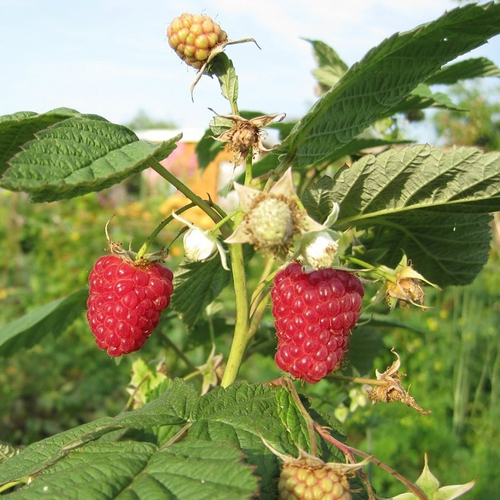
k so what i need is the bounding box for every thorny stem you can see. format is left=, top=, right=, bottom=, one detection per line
left=284, top=377, right=319, bottom=457
left=314, top=423, right=428, bottom=500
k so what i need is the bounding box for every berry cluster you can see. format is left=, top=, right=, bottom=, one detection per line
left=272, top=263, right=363, bottom=383
left=87, top=255, right=174, bottom=357
left=167, top=13, right=227, bottom=68
left=278, top=460, right=352, bottom=500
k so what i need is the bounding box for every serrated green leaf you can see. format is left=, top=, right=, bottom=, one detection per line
left=304, top=38, right=348, bottom=88
left=210, top=53, right=239, bottom=109
left=383, top=84, right=466, bottom=118
left=332, top=145, right=500, bottom=224
left=0, top=108, right=90, bottom=175
left=0, top=381, right=325, bottom=500
left=281, top=3, right=500, bottom=168
left=366, top=212, right=492, bottom=286
left=0, top=114, right=180, bottom=201
left=189, top=383, right=310, bottom=500
left=4, top=440, right=257, bottom=500
left=0, top=417, right=114, bottom=485
left=170, top=256, right=232, bottom=330
left=302, top=175, right=337, bottom=224
left=113, top=378, right=199, bottom=428
left=426, top=56, right=500, bottom=85
left=0, top=289, right=88, bottom=358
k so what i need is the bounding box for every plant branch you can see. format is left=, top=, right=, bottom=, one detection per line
left=326, top=373, right=386, bottom=386
left=146, top=158, right=229, bottom=235
left=314, top=423, right=428, bottom=500
left=220, top=240, right=250, bottom=387
left=136, top=202, right=197, bottom=260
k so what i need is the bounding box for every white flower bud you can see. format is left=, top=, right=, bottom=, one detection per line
left=184, top=228, right=218, bottom=262
left=302, top=230, right=339, bottom=269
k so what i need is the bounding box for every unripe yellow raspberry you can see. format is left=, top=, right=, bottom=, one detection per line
left=278, top=460, right=352, bottom=500
left=167, top=13, right=227, bottom=69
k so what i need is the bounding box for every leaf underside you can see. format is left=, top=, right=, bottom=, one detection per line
left=282, top=3, right=500, bottom=167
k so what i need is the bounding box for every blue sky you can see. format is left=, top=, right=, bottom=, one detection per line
left=1, top=0, right=499, bottom=140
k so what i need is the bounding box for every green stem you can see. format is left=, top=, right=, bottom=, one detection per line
left=326, top=374, right=386, bottom=386
left=244, top=149, right=253, bottom=185
left=146, top=158, right=226, bottom=232
left=136, top=202, right=196, bottom=260
left=0, top=479, right=28, bottom=494
left=341, top=254, right=397, bottom=283
left=221, top=240, right=250, bottom=387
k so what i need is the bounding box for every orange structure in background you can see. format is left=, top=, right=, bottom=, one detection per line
left=138, top=129, right=236, bottom=229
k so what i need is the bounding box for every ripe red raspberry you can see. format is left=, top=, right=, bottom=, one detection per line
left=278, top=459, right=352, bottom=500
left=167, top=13, right=227, bottom=69
left=86, top=255, right=174, bottom=357
left=272, top=263, right=363, bottom=383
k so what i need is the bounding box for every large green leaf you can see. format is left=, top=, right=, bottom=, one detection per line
left=3, top=440, right=258, bottom=500
left=0, top=111, right=180, bottom=201
left=331, top=145, right=500, bottom=224
left=281, top=3, right=500, bottom=168
left=304, top=145, right=500, bottom=285
left=0, top=289, right=88, bottom=358
left=425, top=56, right=500, bottom=85
left=0, top=381, right=321, bottom=500
left=365, top=211, right=492, bottom=286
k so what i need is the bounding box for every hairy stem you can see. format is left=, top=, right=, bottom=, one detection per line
left=136, top=202, right=196, bottom=260
left=146, top=158, right=227, bottom=233
left=221, top=240, right=250, bottom=387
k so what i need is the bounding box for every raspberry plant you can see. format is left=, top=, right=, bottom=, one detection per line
left=1, top=4, right=500, bottom=499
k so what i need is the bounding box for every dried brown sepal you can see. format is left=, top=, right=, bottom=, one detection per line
left=385, top=256, right=441, bottom=310
left=212, top=112, right=286, bottom=165
left=104, top=217, right=168, bottom=267
left=367, top=349, right=431, bottom=415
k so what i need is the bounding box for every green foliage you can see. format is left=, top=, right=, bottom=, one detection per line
left=0, top=111, right=180, bottom=202
left=0, top=289, right=88, bottom=358
left=281, top=3, right=500, bottom=167
left=1, top=3, right=500, bottom=499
